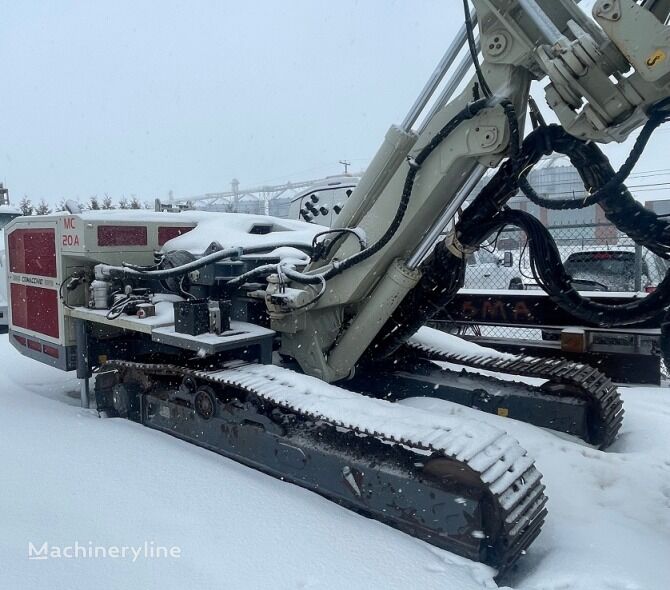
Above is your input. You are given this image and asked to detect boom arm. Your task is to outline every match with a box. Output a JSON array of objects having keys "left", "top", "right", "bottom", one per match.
[{"left": 268, "top": 0, "right": 670, "bottom": 382}]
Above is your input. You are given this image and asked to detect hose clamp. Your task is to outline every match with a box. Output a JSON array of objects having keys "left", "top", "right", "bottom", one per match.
[{"left": 443, "top": 231, "right": 475, "bottom": 258}]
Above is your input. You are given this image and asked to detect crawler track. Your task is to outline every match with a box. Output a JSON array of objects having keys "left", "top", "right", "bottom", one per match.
[
  {"left": 405, "top": 337, "right": 624, "bottom": 449},
  {"left": 99, "top": 360, "right": 548, "bottom": 575}
]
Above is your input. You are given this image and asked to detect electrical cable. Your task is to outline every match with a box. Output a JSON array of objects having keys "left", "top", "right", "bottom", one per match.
[
  {"left": 462, "top": 0, "right": 492, "bottom": 98},
  {"left": 58, "top": 273, "right": 81, "bottom": 310},
  {"left": 105, "top": 293, "right": 152, "bottom": 320},
  {"left": 106, "top": 297, "right": 131, "bottom": 320},
  {"left": 313, "top": 97, "right": 493, "bottom": 282},
  {"left": 178, "top": 275, "right": 196, "bottom": 300},
  {"left": 291, "top": 276, "right": 327, "bottom": 311},
  {"left": 311, "top": 228, "right": 366, "bottom": 261}
]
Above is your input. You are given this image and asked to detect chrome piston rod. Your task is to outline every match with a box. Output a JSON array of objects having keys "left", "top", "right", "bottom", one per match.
[
  {"left": 418, "top": 37, "right": 480, "bottom": 135},
  {"left": 518, "top": 0, "right": 562, "bottom": 44},
  {"left": 406, "top": 164, "right": 487, "bottom": 270},
  {"left": 400, "top": 11, "right": 476, "bottom": 132}
]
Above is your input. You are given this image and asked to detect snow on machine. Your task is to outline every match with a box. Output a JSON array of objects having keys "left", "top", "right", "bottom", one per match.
[{"left": 10, "top": 0, "right": 670, "bottom": 578}]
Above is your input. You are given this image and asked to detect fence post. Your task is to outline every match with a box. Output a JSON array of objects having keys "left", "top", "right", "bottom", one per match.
[{"left": 634, "top": 243, "right": 643, "bottom": 292}]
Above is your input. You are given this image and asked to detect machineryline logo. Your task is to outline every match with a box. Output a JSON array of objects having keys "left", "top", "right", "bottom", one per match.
[{"left": 28, "top": 541, "right": 181, "bottom": 562}]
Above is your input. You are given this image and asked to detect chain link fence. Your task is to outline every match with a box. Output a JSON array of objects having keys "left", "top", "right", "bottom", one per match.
[
  {"left": 464, "top": 222, "right": 667, "bottom": 294},
  {"left": 460, "top": 222, "right": 668, "bottom": 377}
]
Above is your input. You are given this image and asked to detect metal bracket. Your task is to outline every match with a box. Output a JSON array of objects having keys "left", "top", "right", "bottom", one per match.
[{"left": 593, "top": 0, "right": 621, "bottom": 21}]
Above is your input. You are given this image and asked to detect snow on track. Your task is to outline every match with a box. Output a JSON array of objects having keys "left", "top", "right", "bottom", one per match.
[
  {"left": 0, "top": 337, "right": 496, "bottom": 590},
  {"left": 208, "top": 363, "right": 518, "bottom": 462},
  {"left": 1, "top": 334, "right": 669, "bottom": 589},
  {"left": 401, "top": 393, "right": 670, "bottom": 590},
  {"left": 410, "top": 326, "right": 514, "bottom": 360}
]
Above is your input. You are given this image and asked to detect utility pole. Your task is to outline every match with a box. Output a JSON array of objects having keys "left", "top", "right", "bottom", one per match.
[
  {"left": 231, "top": 178, "right": 240, "bottom": 212},
  {"left": 339, "top": 160, "right": 351, "bottom": 174}
]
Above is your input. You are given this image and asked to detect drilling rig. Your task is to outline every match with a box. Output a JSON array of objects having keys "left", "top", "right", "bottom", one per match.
[{"left": 7, "top": 0, "right": 670, "bottom": 577}]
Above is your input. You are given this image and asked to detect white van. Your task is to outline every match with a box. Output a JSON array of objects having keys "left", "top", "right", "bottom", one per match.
[{"left": 464, "top": 249, "right": 525, "bottom": 290}]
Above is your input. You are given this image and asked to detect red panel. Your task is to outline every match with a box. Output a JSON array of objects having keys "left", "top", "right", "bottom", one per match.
[
  {"left": 8, "top": 228, "right": 57, "bottom": 277},
  {"left": 97, "top": 225, "right": 147, "bottom": 247},
  {"left": 13, "top": 334, "right": 27, "bottom": 346},
  {"left": 27, "top": 339, "right": 41, "bottom": 352},
  {"left": 10, "top": 284, "right": 59, "bottom": 338},
  {"left": 158, "top": 226, "right": 194, "bottom": 246},
  {"left": 10, "top": 284, "right": 28, "bottom": 330},
  {"left": 42, "top": 344, "right": 60, "bottom": 358}
]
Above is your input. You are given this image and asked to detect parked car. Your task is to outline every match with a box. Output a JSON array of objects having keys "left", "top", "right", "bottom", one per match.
[
  {"left": 541, "top": 246, "right": 668, "bottom": 341},
  {"left": 464, "top": 249, "right": 525, "bottom": 290},
  {"left": 563, "top": 248, "right": 667, "bottom": 293}
]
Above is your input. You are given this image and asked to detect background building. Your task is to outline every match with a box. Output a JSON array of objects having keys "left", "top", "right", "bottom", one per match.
[{"left": 473, "top": 155, "right": 626, "bottom": 249}]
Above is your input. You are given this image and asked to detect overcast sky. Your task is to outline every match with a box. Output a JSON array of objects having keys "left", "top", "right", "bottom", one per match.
[{"left": 2, "top": 1, "right": 669, "bottom": 206}]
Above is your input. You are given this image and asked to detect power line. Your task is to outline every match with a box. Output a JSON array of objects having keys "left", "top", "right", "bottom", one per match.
[
  {"left": 522, "top": 169, "right": 670, "bottom": 190},
  {"left": 522, "top": 180, "right": 670, "bottom": 199}
]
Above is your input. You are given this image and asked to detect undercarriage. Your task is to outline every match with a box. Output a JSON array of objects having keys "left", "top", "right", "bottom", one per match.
[
  {"left": 83, "top": 319, "right": 623, "bottom": 577},
  {"left": 95, "top": 358, "right": 548, "bottom": 576}
]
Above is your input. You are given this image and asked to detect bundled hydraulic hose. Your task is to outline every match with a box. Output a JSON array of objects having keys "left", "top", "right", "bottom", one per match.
[
  {"left": 476, "top": 101, "right": 670, "bottom": 260},
  {"left": 518, "top": 97, "right": 670, "bottom": 212},
  {"left": 484, "top": 208, "right": 670, "bottom": 327},
  {"left": 456, "top": 108, "right": 670, "bottom": 328},
  {"left": 98, "top": 247, "right": 244, "bottom": 280},
  {"left": 98, "top": 243, "right": 314, "bottom": 281},
  {"left": 453, "top": 102, "right": 670, "bottom": 264},
  {"left": 373, "top": 101, "right": 670, "bottom": 358}
]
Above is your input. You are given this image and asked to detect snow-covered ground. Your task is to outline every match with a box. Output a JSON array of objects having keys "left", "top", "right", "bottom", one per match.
[{"left": 1, "top": 334, "right": 669, "bottom": 590}]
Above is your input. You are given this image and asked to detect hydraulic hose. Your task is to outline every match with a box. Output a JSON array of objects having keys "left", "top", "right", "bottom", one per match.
[
  {"left": 99, "top": 247, "right": 245, "bottom": 280},
  {"left": 222, "top": 261, "right": 325, "bottom": 291},
  {"left": 100, "top": 243, "right": 314, "bottom": 281},
  {"left": 489, "top": 208, "right": 670, "bottom": 327},
  {"left": 518, "top": 98, "right": 670, "bottom": 211},
  {"left": 373, "top": 100, "right": 670, "bottom": 357},
  {"left": 316, "top": 97, "right": 493, "bottom": 281}
]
